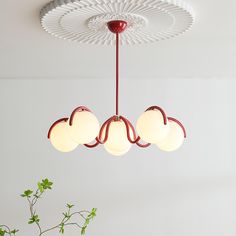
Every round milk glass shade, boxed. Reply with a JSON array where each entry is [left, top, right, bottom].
[[67, 111, 100, 144], [103, 120, 132, 156], [156, 119, 184, 151], [49, 120, 78, 152], [136, 110, 169, 143]]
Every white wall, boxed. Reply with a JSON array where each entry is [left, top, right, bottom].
[[0, 78, 235, 236]]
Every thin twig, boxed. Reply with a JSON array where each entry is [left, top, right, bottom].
[[70, 211, 88, 220], [27, 197, 42, 235], [0, 225, 12, 236], [64, 222, 82, 228]]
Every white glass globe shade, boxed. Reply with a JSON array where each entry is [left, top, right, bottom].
[[156, 120, 184, 151], [105, 146, 131, 156], [49, 120, 78, 152], [67, 111, 99, 144], [136, 110, 169, 143], [103, 120, 132, 156]]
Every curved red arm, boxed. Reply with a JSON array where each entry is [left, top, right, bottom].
[[69, 106, 91, 126], [145, 106, 168, 125], [119, 116, 140, 143], [136, 142, 151, 148], [84, 140, 100, 148], [84, 115, 116, 148], [47, 117, 68, 139], [97, 116, 116, 144], [168, 117, 187, 138], [83, 115, 152, 149], [119, 116, 150, 148]]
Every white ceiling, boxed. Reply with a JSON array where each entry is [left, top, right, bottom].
[[0, 1, 236, 236], [0, 0, 236, 79]]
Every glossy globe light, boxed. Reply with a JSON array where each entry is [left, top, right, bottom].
[[156, 119, 185, 151], [68, 111, 100, 144], [103, 120, 132, 156], [136, 110, 169, 143], [49, 120, 78, 152]]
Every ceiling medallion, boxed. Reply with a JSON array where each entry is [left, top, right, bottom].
[[47, 19, 187, 156], [40, 0, 195, 45]]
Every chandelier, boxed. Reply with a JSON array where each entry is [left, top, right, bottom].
[[47, 20, 187, 156]]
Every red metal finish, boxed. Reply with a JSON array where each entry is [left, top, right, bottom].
[[119, 116, 139, 143], [107, 20, 127, 116], [168, 117, 187, 138], [124, 118, 150, 147], [84, 140, 100, 148], [136, 141, 151, 148], [98, 116, 116, 143], [69, 106, 91, 126], [120, 116, 150, 148], [83, 115, 150, 148], [84, 116, 116, 147], [116, 32, 119, 116], [145, 106, 168, 125], [107, 20, 127, 34], [47, 117, 68, 139], [122, 118, 150, 147]]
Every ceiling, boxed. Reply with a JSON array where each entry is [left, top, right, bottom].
[[0, 1, 236, 236], [0, 0, 236, 79]]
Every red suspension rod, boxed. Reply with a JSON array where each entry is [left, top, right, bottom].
[[107, 20, 127, 117], [116, 32, 119, 116]]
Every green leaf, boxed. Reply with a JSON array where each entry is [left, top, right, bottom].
[[85, 218, 90, 225], [59, 223, 64, 234], [28, 214, 40, 224], [0, 228, 6, 236], [10, 229, 19, 235], [62, 212, 70, 219], [92, 208, 97, 213], [66, 203, 74, 209], [21, 189, 33, 197], [40, 179, 53, 190], [37, 182, 44, 193], [88, 208, 97, 219], [81, 226, 87, 235]]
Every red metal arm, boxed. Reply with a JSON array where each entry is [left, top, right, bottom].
[[47, 117, 68, 139], [69, 106, 91, 126], [145, 106, 168, 125], [168, 117, 187, 138], [119, 116, 150, 148]]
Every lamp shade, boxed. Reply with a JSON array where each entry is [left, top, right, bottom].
[[49, 119, 78, 152], [102, 120, 132, 156], [67, 111, 100, 144], [156, 119, 185, 151], [136, 110, 169, 143]]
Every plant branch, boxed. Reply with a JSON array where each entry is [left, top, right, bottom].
[[40, 209, 90, 235], [64, 222, 82, 228], [21, 178, 97, 236], [27, 197, 42, 235], [0, 225, 11, 233], [0, 225, 18, 236], [0, 225, 11, 236]]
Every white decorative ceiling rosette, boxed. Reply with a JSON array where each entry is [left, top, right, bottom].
[[40, 0, 195, 45]]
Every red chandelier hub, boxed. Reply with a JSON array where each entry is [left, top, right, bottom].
[[107, 20, 127, 34]]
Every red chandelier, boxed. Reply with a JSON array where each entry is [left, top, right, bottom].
[[48, 20, 186, 156]]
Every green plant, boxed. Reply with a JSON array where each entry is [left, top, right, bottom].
[[1, 178, 96, 236], [0, 226, 18, 236]]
